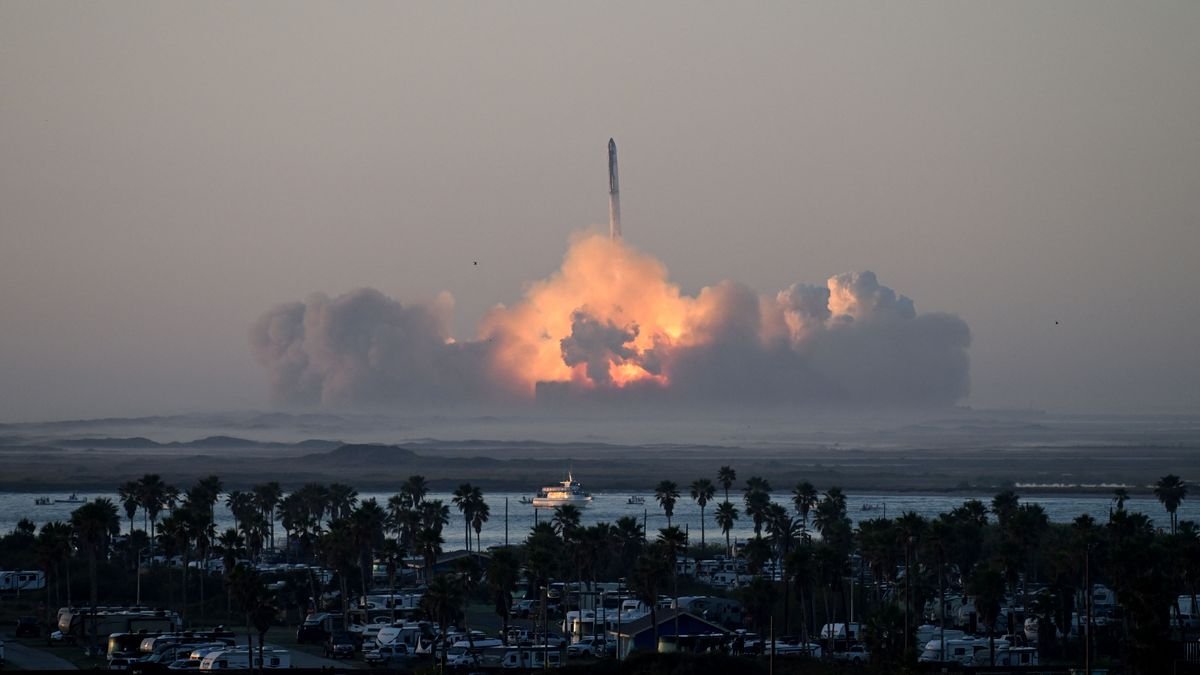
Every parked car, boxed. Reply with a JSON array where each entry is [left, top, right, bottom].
[[510, 600, 539, 619], [566, 637, 615, 658], [15, 616, 41, 638], [323, 632, 356, 659]]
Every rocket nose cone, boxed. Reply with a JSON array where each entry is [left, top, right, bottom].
[[609, 138, 615, 148]]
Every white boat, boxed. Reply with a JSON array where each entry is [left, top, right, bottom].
[[531, 473, 592, 508], [627, 495, 645, 505]]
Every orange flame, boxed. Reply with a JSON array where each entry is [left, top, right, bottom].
[[481, 233, 704, 395]]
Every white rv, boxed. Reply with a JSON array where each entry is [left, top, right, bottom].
[[198, 647, 290, 670], [0, 570, 46, 592]]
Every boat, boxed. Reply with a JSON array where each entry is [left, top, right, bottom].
[[860, 502, 887, 516], [55, 493, 84, 504], [627, 495, 645, 505], [531, 472, 593, 508], [34, 497, 53, 506], [518, 496, 533, 505]]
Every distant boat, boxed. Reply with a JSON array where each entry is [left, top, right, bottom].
[[531, 472, 592, 508], [627, 495, 645, 505], [54, 493, 84, 504], [518, 496, 534, 505], [861, 502, 887, 516], [34, 497, 53, 506]]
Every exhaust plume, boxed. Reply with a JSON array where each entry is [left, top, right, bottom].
[[252, 233, 970, 408]]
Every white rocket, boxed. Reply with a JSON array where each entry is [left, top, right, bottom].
[[608, 138, 621, 240]]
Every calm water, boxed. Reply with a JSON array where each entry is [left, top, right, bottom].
[[2, 490, 1191, 551]]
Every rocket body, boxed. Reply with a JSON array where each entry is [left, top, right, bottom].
[[608, 138, 621, 240]]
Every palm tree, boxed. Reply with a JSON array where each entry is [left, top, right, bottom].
[[524, 522, 562, 601], [403, 475, 429, 508], [453, 483, 477, 551], [160, 506, 201, 616], [70, 498, 119, 648], [136, 474, 173, 552], [486, 547, 521, 643], [717, 466, 736, 502], [744, 490, 771, 537], [552, 504, 582, 541], [317, 520, 358, 618], [715, 501, 739, 556], [1112, 487, 1130, 514], [629, 542, 672, 650], [378, 537, 404, 621], [252, 482, 281, 551], [968, 563, 1006, 665], [785, 543, 815, 644], [792, 481, 818, 531], [421, 574, 464, 673], [228, 565, 272, 660], [690, 479, 716, 548], [216, 528, 246, 612], [654, 480, 680, 527], [420, 499, 451, 534], [327, 483, 359, 521], [36, 522, 73, 615], [350, 499, 387, 598], [1155, 474, 1188, 534], [118, 481, 140, 536], [991, 489, 1020, 529], [895, 511, 927, 650], [613, 516, 645, 569], [416, 526, 444, 583], [471, 499, 490, 553]]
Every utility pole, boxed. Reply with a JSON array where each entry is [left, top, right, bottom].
[[1085, 544, 1092, 674]]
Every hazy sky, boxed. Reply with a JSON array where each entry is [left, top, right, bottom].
[[2, 2, 1198, 420]]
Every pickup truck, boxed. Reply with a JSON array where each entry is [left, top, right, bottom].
[[833, 644, 870, 664]]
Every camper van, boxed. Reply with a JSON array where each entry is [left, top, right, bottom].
[[444, 638, 505, 666], [58, 608, 182, 642], [0, 570, 46, 592], [498, 645, 564, 669], [374, 621, 434, 652], [198, 648, 290, 670]]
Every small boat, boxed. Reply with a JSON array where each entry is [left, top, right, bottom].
[[861, 502, 887, 516], [34, 496, 53, 506], [627, 495, 645, 505], [518, 496, 534, 505], [531, 472, 593, 508], [54, 493, 84, 504]]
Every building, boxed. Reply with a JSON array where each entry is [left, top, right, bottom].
[[610, 608, 729, 658]]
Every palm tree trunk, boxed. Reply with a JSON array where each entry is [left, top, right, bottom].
[[182, 547, 189, 623], [700, 506, 706, 548], [783, 574, 791, 634], [88, 550, 99, 652]]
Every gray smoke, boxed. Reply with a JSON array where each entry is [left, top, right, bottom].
[[252, 270, 969, 409], [250, 288, 498, 406]]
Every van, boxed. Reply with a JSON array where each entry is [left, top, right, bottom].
[[198, 648, 290, 670]]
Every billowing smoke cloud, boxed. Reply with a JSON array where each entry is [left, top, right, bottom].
[[252, 233, 970, 407]]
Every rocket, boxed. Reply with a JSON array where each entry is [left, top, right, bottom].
[[608, 138, 621, 240]]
